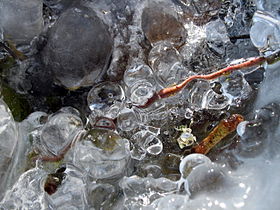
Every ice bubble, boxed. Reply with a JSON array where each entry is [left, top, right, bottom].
[[130, 130, 163, 160], [179, 22, 206, 62], [219, 71, 252, 107], [129, 80, 156, 106], [43, 6, 113, 89], [21, 111, 48, 132], [120, 175, 178, 209], [91, 116, 116, 130], [236, 102, 280, 158], [236, 120, 267, 158], [205, 19, 230, 56], [148, 41, 185, 86], [255, 0, 280, 16], [40, 108, 83, 156], [71, 129, 130, 179], [141, 1, 187, 47], [123, 63, 155, 87], [117, 108, 138, 132], [179, 154, 225, 194], [150, 194, 189, 210], [254, 102, 280, 131], [0, 167, 47, 209], [174, 0, 221, 25], [87, 183, 116, 209], [0, 0, 43, 44], [87, 81, 125, 119], [0, 99, 18, 159], [188, 80, 229, 110], [123, 64, 157, 106], [250, 11, 280, 51]]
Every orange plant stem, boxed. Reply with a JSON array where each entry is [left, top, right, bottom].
[[192, 114, 244, 154], [137, 53, 275, 109]]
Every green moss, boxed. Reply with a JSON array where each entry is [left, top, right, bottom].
[[1, 82, 32, 121], [0, 56, 16, 71]]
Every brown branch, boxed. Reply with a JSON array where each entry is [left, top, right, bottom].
[[137, 50, 280, 109], [192, 114, 244, 154]]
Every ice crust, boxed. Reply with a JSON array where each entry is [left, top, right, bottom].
[[1, 0, 280, 209]]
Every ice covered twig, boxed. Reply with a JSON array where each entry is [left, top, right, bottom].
[[137, 50, 280, 108], [192, 114, 244, 154]]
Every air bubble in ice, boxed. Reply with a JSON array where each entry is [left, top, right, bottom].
[[129, 81, 156, 106], [148, 42, 185, 86], [0, 167, 46, 209], [250, 11, 280, 51], [117, 108, 138, 131], [0, 99, 18, 158], [130, 130, 163, 160], [150, 194, 189, 210], [40, 108, 83, 156], [188, 80, 227, 110], [144, 135, 163, 156], [205, 19, 230, 56], [87, 81, 125, 119], [87, 183, 116, 209], [236, 103, 280, 158], [124, 64, 157, 106], [255, 0, 280, 16], [123, 63, 155, 87], [174, 0, 221, 25], [120, 175, 178, 209], [219, 71, 252, 107], [179, 154, 225, 194], [72, 129, 130, 179], [254, 102, 280, 131], [236, 120, 267, 157]]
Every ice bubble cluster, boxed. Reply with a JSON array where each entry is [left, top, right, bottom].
[[130, 130, 163, 160], [1, 0, 280, 209], [120, 175, 180, 209]]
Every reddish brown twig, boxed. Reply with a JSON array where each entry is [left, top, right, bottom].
[[192, 114, 244, 154], [137, 50, 280, 108]]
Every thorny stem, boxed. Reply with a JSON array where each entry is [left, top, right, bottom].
[[137, 49, 280, 109]]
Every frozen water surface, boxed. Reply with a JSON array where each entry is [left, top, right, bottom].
[[1, 0, 280, 209]]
